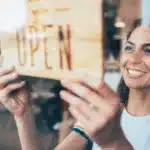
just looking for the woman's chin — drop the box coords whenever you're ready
[124,80,149,89]
[122,70,149,89]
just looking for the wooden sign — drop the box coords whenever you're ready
[0,0,103,80]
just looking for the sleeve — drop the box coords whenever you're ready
[92,142,101,150]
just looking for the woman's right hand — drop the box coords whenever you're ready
[0,66,30,117]
[60,73,126,148]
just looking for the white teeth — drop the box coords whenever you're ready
[128,69,144,76]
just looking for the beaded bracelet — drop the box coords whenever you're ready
[72,127,93,150]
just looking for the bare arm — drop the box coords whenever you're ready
[0,66,44,150]
[55,130,133,150]
[101,131,133,150]
[55,129,133,150]
[14,105,44,150]
[55,132,87,150]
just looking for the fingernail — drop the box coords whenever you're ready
[61,79,69,85]
[60,91,80,105]
[7,66,15,71]
[60,90,65,97]
[21,81,25,85]
[12,73,18,78]
[10,65,15,69]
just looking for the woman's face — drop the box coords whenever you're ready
[120,26,150,89]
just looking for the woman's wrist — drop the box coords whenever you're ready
[72,127,93,149]
[14,104,33,121]
[101,128,133,150]
[72,123,93,150]
[55,132,88,150]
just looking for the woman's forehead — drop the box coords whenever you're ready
[129,26,150,43]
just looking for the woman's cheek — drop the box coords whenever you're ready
[143,56,150,69]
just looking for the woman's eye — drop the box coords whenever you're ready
[124,45,133,52]
[144,47,150,55]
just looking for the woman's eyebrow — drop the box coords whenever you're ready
[143,43,150,47]
[125,41,135,46]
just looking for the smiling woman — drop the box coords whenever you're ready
[120,26,150,90]
[0,3,150,149]
[55,25,150,150]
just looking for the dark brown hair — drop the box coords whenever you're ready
[117,77,129,105]
[117,20,141,105]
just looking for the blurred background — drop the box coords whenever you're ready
[0,0,148,149]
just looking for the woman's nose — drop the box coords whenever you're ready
[128,51,143,64]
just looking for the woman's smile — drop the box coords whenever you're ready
[126,68,146,78]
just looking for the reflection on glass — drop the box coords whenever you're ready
[0,0,27,32]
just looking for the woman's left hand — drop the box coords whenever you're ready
[60,73,122,146]
[0,66,30,118]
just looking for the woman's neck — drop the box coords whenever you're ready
[127,88,150,116]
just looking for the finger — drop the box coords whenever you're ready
[3,98,24,116]
[60,90,98,117]
[98,83,119,100]
[61,81,104,107]
[98,83,115,97]
[3,81,25,96]
[75,72,110,97]
[81,75,119,105]
[0,66,15,77]
[60,90,85,105]
[69,106,88,125]
[67,74,117,99]
[62,110,71,120]
[83,74,104,92]
[0,72,19,89]
[70,71,103,92]
[10,95,27,117]
[0,81,25,104]
[74,102,98,120]
[61,91,96,118]
[14,102,26,117]
[61,83,113,114]
[13,95,24,106]
[60,89,110,118]
[4,98,18,112]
